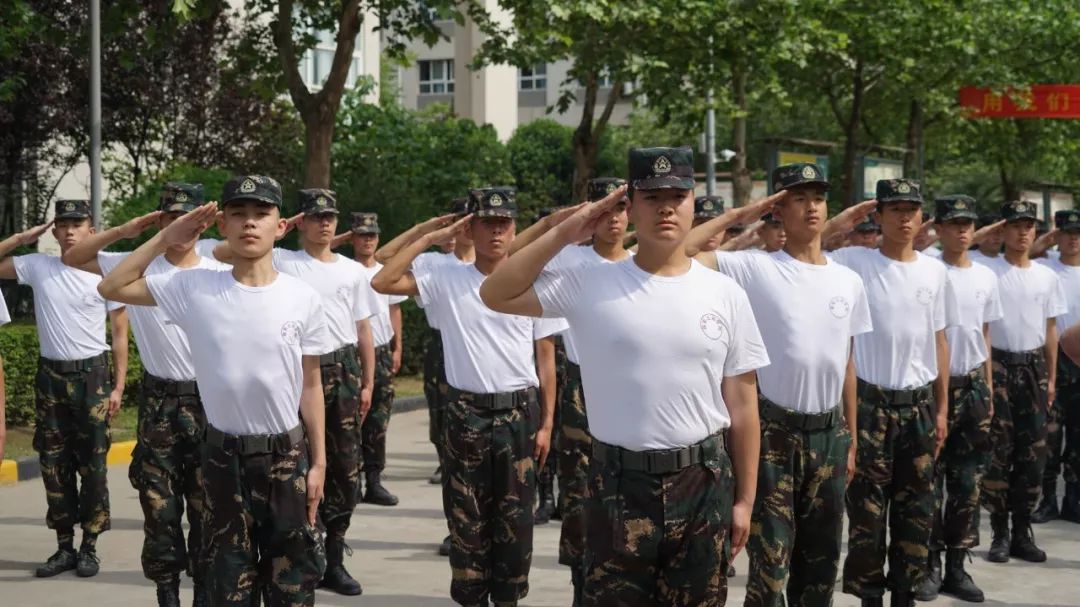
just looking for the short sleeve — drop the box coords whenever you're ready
[0,289,11,326]
[533,316,568,340]
[723,289,770,377]
[416,270,448,325]
[96,251,129,275]
[984,275,1004,323]
[1047,274,1068,320]
[713,250,758,288]
[388,294,408,306]
[353,277,378,321]
[849,278,873,336]
[827,246,860,270]
[301,299,334,356]
[145,271,192,328]
[13,254,41,286]
[534,264,586,319]
[196,238,223,261]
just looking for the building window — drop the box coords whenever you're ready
[419,59,454,94]
[300,27,364,91]
[520,64,547,90]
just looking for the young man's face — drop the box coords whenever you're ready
[592,200,629,246]
[760,223,787,252]
[299,212,338,246]
[1057,230,1080,257]
[937,218,974,254]
[849,231,879,248]
[774,186,826,242]
[351,233,379,257]
[628,188,693,247]
[1002,219,1036,253]
[53,218,94,252]
[692,217,724,251]
[980,228,1004,252]
[874,201,921,245]
[218,201,285,259]
[466,216,515,259]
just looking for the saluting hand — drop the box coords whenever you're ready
[306,464,326,526]
[418,213,460,235]
[18,220,54,246]
[428,214,472,247]
[117,211,163,239]
[736,190,788,222]
[161,202,217,248]
[972,219,1006,245]
[277,212,305,241]
[556,186,627,244]
[826,199,878,236]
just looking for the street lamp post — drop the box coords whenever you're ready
[90,0,102,229]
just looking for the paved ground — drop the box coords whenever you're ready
[2,408,1079,606]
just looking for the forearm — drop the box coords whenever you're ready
[99,232,167,299]
[371,235,430,294]
[480,224,567,309]
[725,373,760,507]
[935,331,949,420]
[357,320,376,388]
[211,240,235,264]
[299,362,326,468]
[63,226,125,268]
[0,233,24,259]
[685,214,747,256]
[843,352,858,438]
[536,337,556,430]
[509,215,559,256]
[390,305,403,352]
[374,225,424,263]
[1046,321,1058,386]
[110,316,129,390]
[984,326,994,400]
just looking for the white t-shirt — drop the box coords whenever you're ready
[923,247,943,258]
[829,248,948,390]
[416,263,566,394]
[146,269,333,435]
[358,261,408,347]
[983,257,1067,352]
[99,252,226,380]
[1038,258,1080,333]
[195,238,223,261]
[943,262,1004,376]
[535,258,769,451]
[272,249,378,351]
[543,246,630,365]
[0,288,10,326]
[14,254,120,361]
[969,250,1001,266]
[411,251,469,330]
[714,250,872,413]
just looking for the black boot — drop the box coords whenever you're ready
[890,589,915,607]
[438,535,451,556]
[76,546,100,577]
[914,550,942,601]
[1032,490,1060,523]
[34,548,77,577]
[571,568,585,607]
[987,513,1010,563]
[1061,481,1080,523]
[1009,520,1047,563]
[362,471,399,506]
[534,473,556,525]
[940,548,985,603]
[193,579,209,607]
[156,576,181,607]
[429,465,442,485]
[319,537,363,595]
[861,599,884,607]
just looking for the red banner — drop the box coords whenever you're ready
[959,85,1080,119]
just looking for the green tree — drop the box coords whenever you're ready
[507,120,575,211]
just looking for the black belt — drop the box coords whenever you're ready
[40,352,109,374]
[759,397,839,431]
[992,347,1043,365]
[949,366,986,390]
[859,379,932,407]
[319,344,356,366]
[448,386,538,411]
[142,372,199,397]
[593,432,726,475]
[205,424,305,455]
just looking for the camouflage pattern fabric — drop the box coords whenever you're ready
[33,357,113,535]
[201,438,325,606]
[128,373,206,583]
[745,404,851,607]
[582,438,733,606]
[930,368,992,551]
[981,350,1048,520]
[318,345,362,541]
[361,344,395,474]
[557,361,591,568]
[843,380,935,598]
[424,328,449,449]
[443,388,539,606]
[1044,349,1080,488]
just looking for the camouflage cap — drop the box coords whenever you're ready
[450,197,469,216]
[935,195,978,223]
[694,195,725,219]
[1001,200,1038,222]
[725,223,747,235]
[297,188,338,216]
[853,216,881,233]
[222,175,283,208]
[160,182,204,213]
[771,163,829,193]
[1055,209,1080,232]
[762,213,781,225]
[628,146,695,190]
[587,177,627,202]
[977,213,1000,229]
[350,212,380,235]
[876,178,923,205]
[468,187,518,219]
[55,199,91,220]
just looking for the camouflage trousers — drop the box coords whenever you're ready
[583,433,733,607]
[537,336,568,502]
[361,344,395,474]
[319,345,362,541]
[981,349,1048,520]
[745,400,851,607]
[34,355,113,535]
[201,430,325,606]
[443,387,539,606]
[1043,349,1080,489]
[128,373,206,583]
[558,361,591,569]
[843,380,936,598]
[930,368,992,551]
[424,328,449,451]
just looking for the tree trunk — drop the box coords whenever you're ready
[903,98,922,179]
[998,158,1017,201]
[731,64,751,206]
[841,60,864,206]
[570,74,623,202]
[302,101,335,188]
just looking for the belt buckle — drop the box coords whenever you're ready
[648,450,677,474]
[241,434,272,454]
[494,393,514,410]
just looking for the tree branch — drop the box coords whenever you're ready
[592,77,624,139]
[318,0,363,107]
[274,0,312,118]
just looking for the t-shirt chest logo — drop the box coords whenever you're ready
[828,296,851,318]
[280,320,302,345]
[337,285,351,302]
[81,292,100,308]
[974,289,988,304]
[915,287,934,305]
[699,312,725,341]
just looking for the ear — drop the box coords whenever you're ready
[215,212,226,234]
[275,217,288,238]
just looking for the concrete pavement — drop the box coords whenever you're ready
[1,408,1078,606]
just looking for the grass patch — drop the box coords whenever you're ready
[396,374,423,398]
